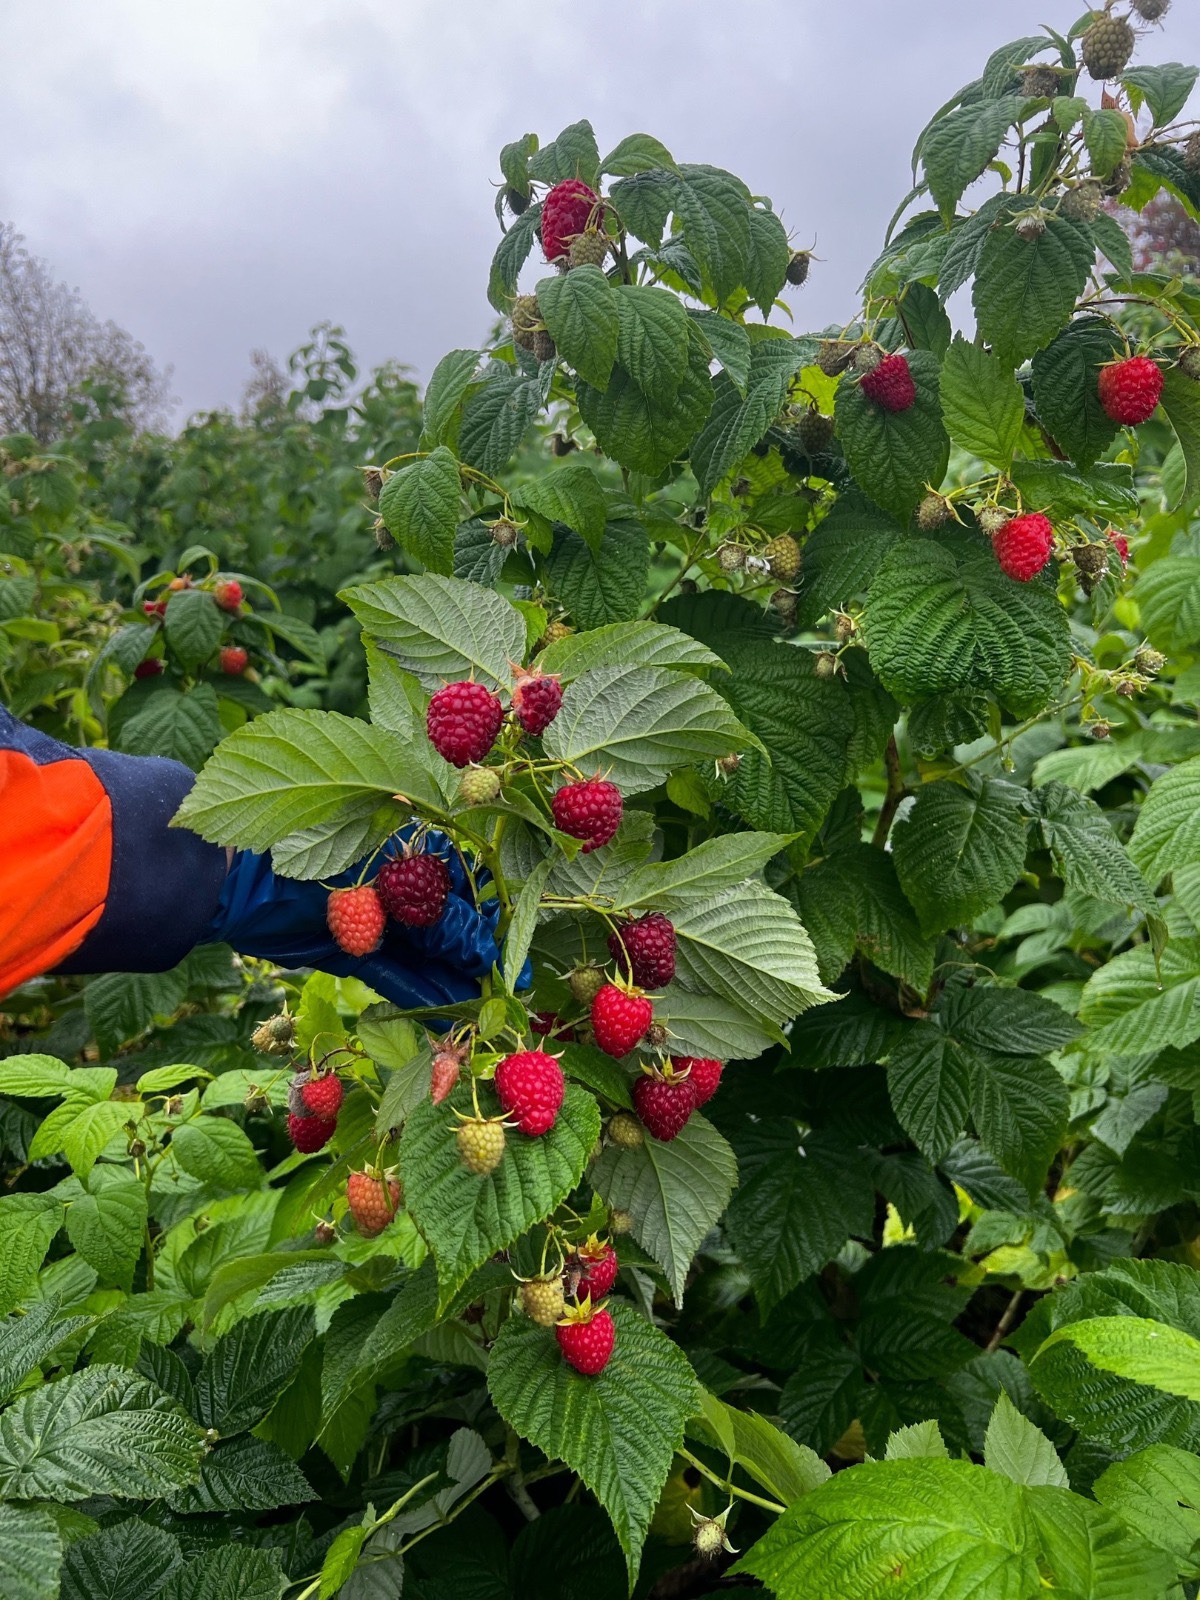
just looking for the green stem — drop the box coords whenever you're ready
[287,1470,443,1597]
[677,1447,786,1515]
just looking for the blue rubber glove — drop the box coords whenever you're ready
[203,831,522,1009]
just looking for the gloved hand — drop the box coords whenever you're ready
[203,831,518,1009]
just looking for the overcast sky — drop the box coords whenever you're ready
[4,0,1198,422]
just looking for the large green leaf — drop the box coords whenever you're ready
[887,1023,973,1163]
[164,588,223,671]
[690,337,810,494]
[1160,358,1200,510]
[1032,781,1158,916]
[673,163,753,302]
[1030,315,1123,468]
[535,268,618,390]
[1079,938,1200,1056]
[170,1433,314,1514]
[119,684,223,771]
[544,517,650,629]
[541,663,755,795]
[195,1307,315,1435]
[171,709,420,854]
[591,1114,737,1304]
[0,1366,203,1499]
[1130,758,1200,884]
[612,283,690,404]
[835,349,949,521]
[969,1048,1069,1198]
[1135,555,1200,653]
[938,334,1024,469]
[922,97,1023,218]
[0,1195,65,1314]
[1023,1483,1177,1599]
[63,1165,147,1290]
[378,446,461,575]
[671,880,836,1028]
[575,323,713,475]
[863,536,1072,716]
[399,1082,600,1305]
[891,774,1029,934]
[973,212,1098,365]
[735,1458,1038,1599]
[162,1546,284,1600]
[511,459,608,554]
[537,620,725,684]
[1094,1445,1200,1575]
[341,571,525,690]
[487,1302,698,1580]
[419,348,480,450]
[0,1506,63,1600]
[983,1392,1068,1488]
[726,1125,873,1312]
[458,371,543,476]
[693,1392,829,1505]
[60,1519,182,1600]
[616,832,792,911]
[797,492,904,623]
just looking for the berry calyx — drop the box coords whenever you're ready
[376,853,450,928]
[541,179,603,263]
[455,1114,507,1176]
[552,778,623,853]
[521,1274,565,1327]
[219,646,248,675]
[427,680,504,767]
[512,666,563,737]
[992,512,1054,582]
[859,352,917,412]
[288,1112,337,1153]
[673,1055,723,1108]
[1098,356,1164,425]
[607,912,676,990]
[346,1167,402,1236]
[494,1049,565,1136]
[300,1072,344,1119]
[633,1062,697,1142]
[591,981,653,1058]
[213,578,243,613]
[326,885,385,956]
[574,1236,618,1302]
[556,1300,616,1375]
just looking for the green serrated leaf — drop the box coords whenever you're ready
[922,97,1024,219]
[973,212,1097,365]
[378,446,461,576]
[835,349,949,520]
[420,349,480,450]
[343,572,525,691]
[892,775,1029,934]
[691,337,811,494]
[939,335,1025,469]
[512,458,608,553]
[535,268,619,391]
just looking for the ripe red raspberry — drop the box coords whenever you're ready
[427,681,504,767]
[213,578,243,613]
[552,779,623,852]
[574,1238,618,1302]
[134,659,163,679]
[859,352,916,412]
[607,913,676,989]
[326,885,385,956]
[591,983,653,1058]
[142,599,167,618]
[494,1049,564,1136]
[530,1011,570,1039]
[556,1304,615,1375]
[376,854,450,927]
[992,512,1054,582]
[1109,528,1130,567]
[346,1168,402,1235]
[674,1056,723,1107]
[288,1112,336,1153]
[220,646,248,675]
[512,668,563,737]
[1098,356,1164,425]
[541,179,603,263]
[300,1073,344,1119]
[633,1063,697,1141]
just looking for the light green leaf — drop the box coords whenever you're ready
[378,446,461,576]
[542,663,755,796]
[58,1100,133,1179]
[672,880,836,1028]
[1083,105,1132,178]
[735,1457,1037,1599]
[420,349,480,450]
[399,1081,599,1306]
[653,988,783,1063]
[601,133,677,176]
[535,267,618,391]
[1136,554,1200,652]
[892,774,1028,934]
[693,1392,829,1504]
[863,535,1072,717]
[1124,63,1199,127]
[835,349,949,521]
[0,1054,74,1096]
[922,97,1023,218]
[0,1195,65,1314]
[171,709,422,855]
[690,337,810,495]
[342,571,525,691]
[64,1166,147,1290]
[0,1505,63,1600]
[172,1117,263,1192]
[616,833,791,911]
[487,1301,698,1580]
[1024,1483,1177,1599]
[939,335,1024,469]
[1131,757,1200,884]
[0,1365,203,1499]
[1037,1316,1200,1403]
[537,620,725,684]
[1079,938,1200,1056]
[592,1114,737,1304]
[1094,1445,1200,1575]
[164,587,223,670]
[613,283,690,404]
[983,1392,1068,1487]
[973,212,1098,365]
[318,1525,368,1599]
[512,458,608,553]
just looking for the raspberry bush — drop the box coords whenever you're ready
[6,8,1200,1598]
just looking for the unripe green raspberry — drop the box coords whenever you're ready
[458,767,501,806]
[609,1207,634,1235]
[815,651,839,679]
[568,228,609,269]
[794,408,836,455]
[568,964,607,1005]
[521,1275,565,1326]
[1178,346,1200,381]
[850,343,884,375]
[816,339,856,376]
[373,516,396,551]
[1080,13,1135,80]
[786,250,811,286]
[1021,65,1061,97]
[718,544,746,573]
[608,1112,645,1150]
[1134,645,1166,676]
[490,519,519,547]
[1060,180,1102,222]
[917,493,950,531]
[1187,132,1200,172]
[764,534,802,582]
[511,295,541,351]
